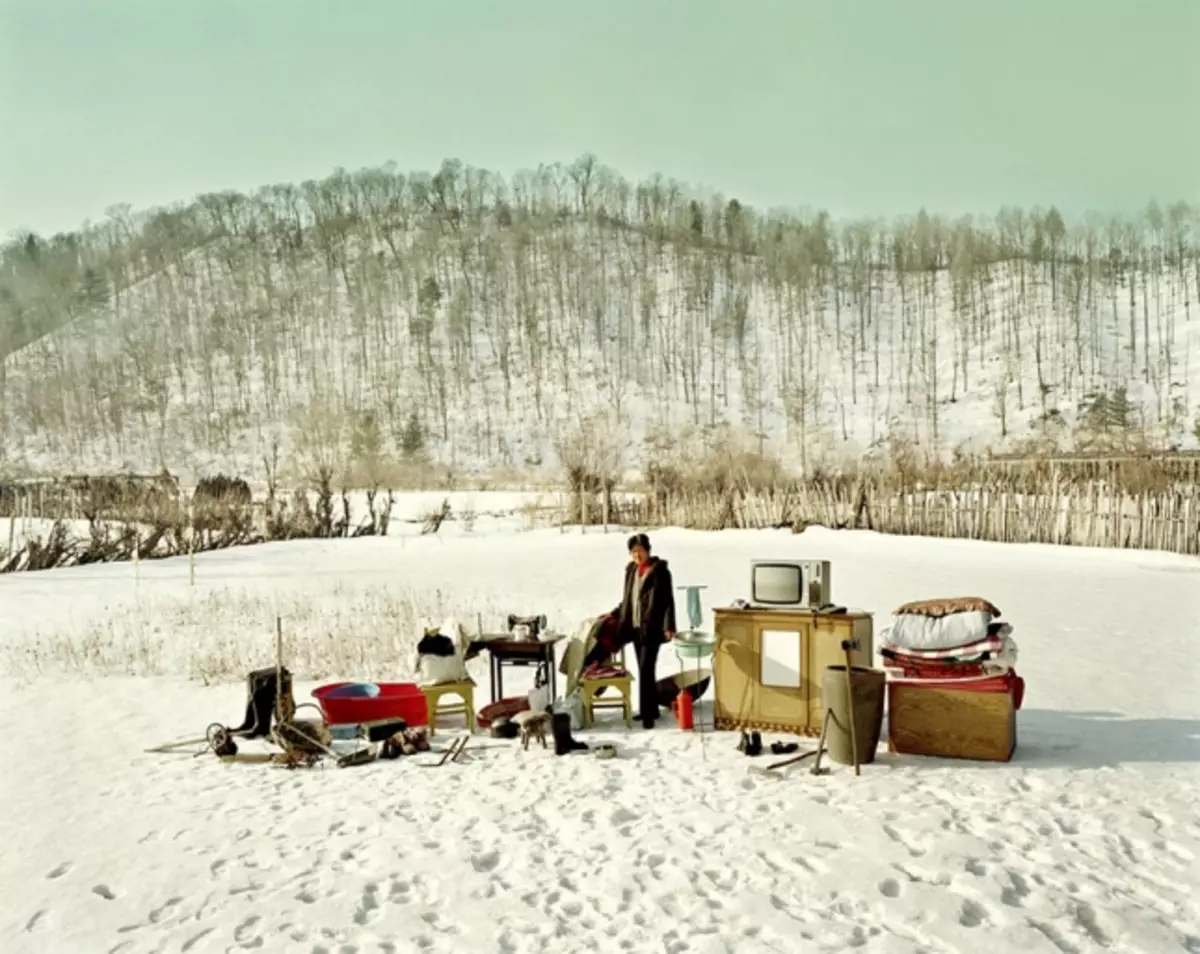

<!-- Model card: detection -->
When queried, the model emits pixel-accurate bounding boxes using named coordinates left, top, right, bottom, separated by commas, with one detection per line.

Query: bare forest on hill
left=1, top=155, right=1198, bottom=484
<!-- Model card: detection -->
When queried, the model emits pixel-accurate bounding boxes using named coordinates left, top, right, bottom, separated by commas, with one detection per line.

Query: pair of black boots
left=737, top=731, right=800, bottom=758
left=738, top=730, right=763, bottom=756
left=552, top=712, right=588, bottom=755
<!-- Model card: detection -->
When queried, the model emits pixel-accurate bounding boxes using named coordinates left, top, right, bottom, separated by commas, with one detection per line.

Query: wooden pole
left=187, top=501, right=195, bottom=586
left=275, top=616, right=284, bottom=724
left=841, top=640, right=861, bottom=777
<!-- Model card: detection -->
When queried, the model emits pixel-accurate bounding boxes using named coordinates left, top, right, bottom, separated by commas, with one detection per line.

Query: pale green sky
left=1, top=0, right=1197, bottom=236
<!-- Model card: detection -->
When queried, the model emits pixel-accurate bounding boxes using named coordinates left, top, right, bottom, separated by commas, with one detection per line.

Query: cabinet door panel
left=713, top=619, right=758, bottom=724
left=754, top=623, right=809, bottom=725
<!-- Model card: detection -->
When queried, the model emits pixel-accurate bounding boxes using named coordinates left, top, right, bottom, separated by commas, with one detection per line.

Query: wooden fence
left=578, top=480, right=1200, bottom=556
left=4, top=473, right=1197, bottom=558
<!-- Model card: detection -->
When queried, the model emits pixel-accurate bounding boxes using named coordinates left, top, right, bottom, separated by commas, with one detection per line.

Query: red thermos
left=673, top=687, right=694, bottom=730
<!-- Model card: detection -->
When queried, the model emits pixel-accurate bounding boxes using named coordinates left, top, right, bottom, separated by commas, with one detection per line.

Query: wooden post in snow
left=187, top=500, right=196, bottom=587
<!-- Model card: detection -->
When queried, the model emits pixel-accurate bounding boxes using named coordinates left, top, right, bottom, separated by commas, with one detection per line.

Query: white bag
left=528, top=683, right=552, bottom=712
left=552, top=692, right=583, bottom=731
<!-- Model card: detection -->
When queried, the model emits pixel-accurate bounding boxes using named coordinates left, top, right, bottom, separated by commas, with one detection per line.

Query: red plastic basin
left=313, top=682, right=429, bottom=726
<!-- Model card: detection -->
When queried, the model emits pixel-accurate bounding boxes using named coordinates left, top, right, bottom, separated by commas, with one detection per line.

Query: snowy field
left=2, top=517, right=1199, bottom=954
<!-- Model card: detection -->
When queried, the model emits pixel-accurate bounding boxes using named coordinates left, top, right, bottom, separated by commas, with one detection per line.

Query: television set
left=750, top=559, right=832, bottom=608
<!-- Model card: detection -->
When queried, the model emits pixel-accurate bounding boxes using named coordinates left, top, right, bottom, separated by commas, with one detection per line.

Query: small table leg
left=545, top=645, right=558, bottom=700
left=495, top=655, right=504, bottom=701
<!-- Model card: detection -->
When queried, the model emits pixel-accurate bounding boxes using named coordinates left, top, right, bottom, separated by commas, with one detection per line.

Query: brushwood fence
left=576, top=480, right=1199, bottom=557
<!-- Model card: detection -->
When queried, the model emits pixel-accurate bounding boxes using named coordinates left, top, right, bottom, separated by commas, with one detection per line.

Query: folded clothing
left=582, top=662, right=628, bottom=680
left=887, top=671, right=1025, bottom=710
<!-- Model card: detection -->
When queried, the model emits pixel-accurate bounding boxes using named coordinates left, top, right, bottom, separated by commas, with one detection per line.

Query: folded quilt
left=881, top=624, right=1013, bottom=661
left=886, top=610, right=995, bottom=651
left=882, top=632, right=1018, bottom=680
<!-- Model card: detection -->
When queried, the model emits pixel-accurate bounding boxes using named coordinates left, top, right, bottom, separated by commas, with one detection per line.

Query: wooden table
left=467, top=635, right=564, bottom=704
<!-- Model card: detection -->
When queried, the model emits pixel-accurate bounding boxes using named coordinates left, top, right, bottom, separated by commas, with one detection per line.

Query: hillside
left=1, top=157, right=1198, bottom=483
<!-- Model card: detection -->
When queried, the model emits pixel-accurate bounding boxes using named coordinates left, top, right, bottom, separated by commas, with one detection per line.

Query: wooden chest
left=887, top=682, right=1017, bottom=762
left=712, top=607, right=874, bottom=736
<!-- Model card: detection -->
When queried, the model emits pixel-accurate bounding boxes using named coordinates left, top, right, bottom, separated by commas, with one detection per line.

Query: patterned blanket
left=881, top=628, right=1011, bottom=661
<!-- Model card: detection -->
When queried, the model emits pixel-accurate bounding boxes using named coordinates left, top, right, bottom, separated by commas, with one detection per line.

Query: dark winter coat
left=615, top=557, right=677, bottom=646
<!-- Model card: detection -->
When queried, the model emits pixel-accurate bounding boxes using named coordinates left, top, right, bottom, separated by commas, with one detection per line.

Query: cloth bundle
left=559, top=614, right=630, bottom=696
left=414, top=616, right=472, bottom=687
left=881, top=596, right=1025, bottom=707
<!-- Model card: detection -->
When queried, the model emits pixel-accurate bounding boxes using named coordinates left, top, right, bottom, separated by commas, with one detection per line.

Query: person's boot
left=552, top=712, right=588, bottom=755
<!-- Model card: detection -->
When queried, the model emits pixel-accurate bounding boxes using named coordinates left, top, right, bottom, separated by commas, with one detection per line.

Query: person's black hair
left=627, top=533, right=651, bottom=553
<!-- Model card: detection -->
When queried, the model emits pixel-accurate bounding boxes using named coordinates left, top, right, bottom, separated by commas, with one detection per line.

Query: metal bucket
left=821, top=666, right=886, bottom=766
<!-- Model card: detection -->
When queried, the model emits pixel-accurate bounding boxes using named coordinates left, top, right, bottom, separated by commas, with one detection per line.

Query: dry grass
left=458, top=498, right=478, bottom=533
left=1, top=583, right=504, bottom=683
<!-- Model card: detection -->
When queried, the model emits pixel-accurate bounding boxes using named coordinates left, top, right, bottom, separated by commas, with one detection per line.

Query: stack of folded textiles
left=881, top=596, right=1025, bottom=708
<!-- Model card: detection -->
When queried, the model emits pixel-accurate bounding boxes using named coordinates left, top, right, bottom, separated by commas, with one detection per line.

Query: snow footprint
left=958, top=899, right=989, bottom=928
left=234, top=914, right=264, bottom=948
left=353, top=883, right=381, bottom=925
left=1000, top=869, right=1031, bottom=908
left=148, top=896, right=183, bottom=924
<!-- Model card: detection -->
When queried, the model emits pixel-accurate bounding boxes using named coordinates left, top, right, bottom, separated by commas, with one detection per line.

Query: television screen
left=752, top=563, right=804, bottom=604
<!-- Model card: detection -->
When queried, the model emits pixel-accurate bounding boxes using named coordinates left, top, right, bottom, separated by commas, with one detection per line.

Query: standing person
left=615, top=533, right=676, bottom=729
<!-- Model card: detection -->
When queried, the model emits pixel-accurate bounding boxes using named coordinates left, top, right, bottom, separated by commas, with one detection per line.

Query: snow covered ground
left=2, top=518, right=1199, bottom=954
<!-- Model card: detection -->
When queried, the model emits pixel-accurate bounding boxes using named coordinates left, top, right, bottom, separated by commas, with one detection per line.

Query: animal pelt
left=381, top=725, right=432, bottom=759
left=512, top=709, right=552, bottom=750
left=893, top=597, right=1001, bottom=619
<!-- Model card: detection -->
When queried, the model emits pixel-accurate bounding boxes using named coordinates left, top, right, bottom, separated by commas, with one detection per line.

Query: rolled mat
left=476, top=696, right=530, bottom=729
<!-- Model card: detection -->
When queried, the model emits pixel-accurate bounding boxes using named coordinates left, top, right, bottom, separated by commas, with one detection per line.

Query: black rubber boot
left=552, top=712, right=589, bottom=755
left=738, top=731, right=763, bottom=756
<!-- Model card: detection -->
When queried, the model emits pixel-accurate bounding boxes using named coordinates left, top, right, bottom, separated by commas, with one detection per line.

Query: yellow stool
left=579, top=647, right=634, bottom=729
left=421, top=680, right=476, bottom=736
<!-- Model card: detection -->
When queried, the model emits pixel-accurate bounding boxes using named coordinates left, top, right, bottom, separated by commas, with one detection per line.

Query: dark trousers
left=635, top=637, right=662, bottom=724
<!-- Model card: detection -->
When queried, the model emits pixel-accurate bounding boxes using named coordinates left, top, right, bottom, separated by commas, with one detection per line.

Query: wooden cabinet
left=712, top=607, right=874, bottom=736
